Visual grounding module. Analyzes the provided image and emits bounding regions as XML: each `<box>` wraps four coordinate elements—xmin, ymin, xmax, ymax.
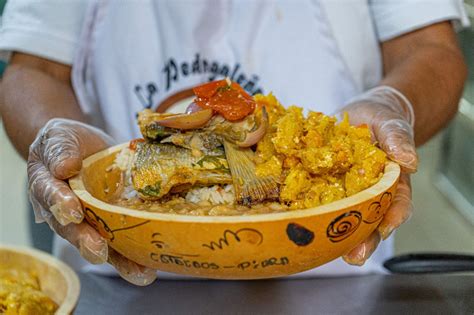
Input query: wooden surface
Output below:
<box><xmin>74</xmin><ymin>272</ymin><xmax>474</xmax><ymax>315</ymax></box>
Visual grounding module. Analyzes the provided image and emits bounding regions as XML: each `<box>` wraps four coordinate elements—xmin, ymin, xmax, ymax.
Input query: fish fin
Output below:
<box><xmin>223</xmin><ymin>141</ymin><xmax>279</xmax><ymax>206</ymax></box>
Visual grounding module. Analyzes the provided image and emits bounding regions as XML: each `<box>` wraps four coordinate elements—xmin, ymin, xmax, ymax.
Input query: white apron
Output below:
<box><xmin>59</xmin><ymin>0</ymin><xmax>393</xmax><ymax>278</ymax></box>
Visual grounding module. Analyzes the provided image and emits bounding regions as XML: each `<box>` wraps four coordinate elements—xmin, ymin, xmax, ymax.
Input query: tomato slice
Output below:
<box><xmin>193</xmin><ymin>79</ymin><xmax>256</xmax><ymax>121</ymax></box>
<box><xmin>193</xmin><ymin>80</ymin><xmax>226</xmax><ymax>99</ymax></box>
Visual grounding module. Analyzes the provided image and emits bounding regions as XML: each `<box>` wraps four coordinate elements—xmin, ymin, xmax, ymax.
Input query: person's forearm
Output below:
<box><xmin>0</xmin><ymin>53</ymin><xmax>86</xmax><ymax>159</ymax></box>
<box><xmin>380</xmin><ymin>22</ymin><xmax>467</xmax><ymax>145</ymax></box>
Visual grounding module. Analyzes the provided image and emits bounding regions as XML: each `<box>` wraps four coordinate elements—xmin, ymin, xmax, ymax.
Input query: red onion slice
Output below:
<box><xmin>185</xmin><ymin>102</ymin><xmax>203</xmax><ymax>114</ymax></box>
<box><xmin>156</xmin><ymin>109</ymin><xmax>213</xmax><ymax>130</ymax></box>
<box><xmin>236</xmin><ymin>106</ymin><xmax>268</xmax><ymax>147</ymax></box>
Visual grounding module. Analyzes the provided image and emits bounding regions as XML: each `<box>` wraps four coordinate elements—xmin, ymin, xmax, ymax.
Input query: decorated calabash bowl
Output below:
<box><xmin>0</xmin><ymin>245</ymin><xmax>80</xmax><ymax>314</ymax></box>
<box><xmin>69</xmin><ymin>143</ymin><xmax>400</xmax><ymax>279</ymax></box>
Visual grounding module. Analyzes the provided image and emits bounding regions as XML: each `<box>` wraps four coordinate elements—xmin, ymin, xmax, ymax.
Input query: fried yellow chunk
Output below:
<box><xmin>254</xmin><ymin>93</ymin><xmax>287</xmax><ymax>126</ymax></box>
<box><xmin>304</xmin><ymin>111</ymin><xmax>337</xmax><ymax>138</ymax></box>
<box><xmin>320</xmin><ymin>176</ymin><xmax>346</xmax><ymax>204</ymax></box>
<box><xmin>0</xmin><ymin>267</ymin><xmax>58</xmax><ymax>315</ymax></box>
<box><xmin>280</xmin><ymin>165</ymin><xmax>311</xmax><ymax>206</ymax></box>
<box><xmin>343</xmin><ymin>118</ymin><xmax>387</xmax><ymax>196</ymax></box>
<box><xmin>272</xmin><ymin>106</ymin><xmax>304</xmax><ymax>155</ymax></box>
<box><xmin>299</xmin><ymin>146</ymin><xmax>336</xmax><ymax>175</ymax></box>
<box><xmin>253</xmin><ymin>94</ymin><xmax>387</xmax><ymax>209</ymax></box>
<box><xmin>255</xmin><ymin>155</ymin><xmax>283</xmax><ymax>178</ymax></box>
<box><xmin>254</xmin><ymin>133</ymin><xmax>276</xmax><ymax>164</ymax></box>
<box><xmin>255</xmin><ymin>93</ymin><xmax>286</xmax><ymax>164</ymax></box>
<box><xmin>302</xmin><ymin>178</ymin><xmax>327</xmax><ymax>208</ymax></box>
<box><xmin>345</xmin><ymin>146</ymin><xmax>386</xmax><ymax>196</ymax></box>
<box><xmin>301</xmin><ymin>176</ymin><xmax>346</xmax><ymax>209</ymax></box>
<box><xmin>283</xmin><ymin>155</ymin><xmax>300</xmax><ymax>169</ymax></box>
<box><xmin>299</xmin><ymin>114</ymin><xmax>354</xmax><ymax>175</ymax></box>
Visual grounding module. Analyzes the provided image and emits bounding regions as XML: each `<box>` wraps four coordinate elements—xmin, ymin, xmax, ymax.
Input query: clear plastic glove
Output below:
<box><xmin>27</xmin><ymin>118</ymin><xmax>157</xmax><ymax>285</ymax></box>
<box><xmin>334</xmin><ymin>86</ymin><xmax>418</xmax><ymax>266</ymax></box>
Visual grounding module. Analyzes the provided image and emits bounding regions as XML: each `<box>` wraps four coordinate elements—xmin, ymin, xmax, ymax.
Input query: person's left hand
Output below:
<box><xmin>335</xmin><ymin>86</ymin><xmax>418</xmax><ymax>265</ymax></box>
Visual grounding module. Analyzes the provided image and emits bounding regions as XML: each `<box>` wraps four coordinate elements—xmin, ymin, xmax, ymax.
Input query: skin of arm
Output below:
<box><xmin>343</xmin><ymin>22</ymin><xmax>467</xmax><ymax>265</ymax></box>
<box><xmin>0</xmin><ymin>53</ymin><xmax>86</xmax><ymax>159</ymax></box>
<box><xmin>1</xmin><ymin>54</ymin><xmax>157</xmax><ymax>285</ymax></box>
<box><xmin>380</xmin><ymin>21</ymin><xmax>468</xmax><ymax>145</ymax></box>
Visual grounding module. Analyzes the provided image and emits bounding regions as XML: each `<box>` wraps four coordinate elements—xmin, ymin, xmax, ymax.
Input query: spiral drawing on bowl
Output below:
<box><xmin>326</xmin><ymin>211</ymin><xmax>362</xmax><ymax>243</ymax></box>
<box><xmin>363</xmin><ymin>192</ymin><xmax>392</xmax><ymax>224</ymax></box>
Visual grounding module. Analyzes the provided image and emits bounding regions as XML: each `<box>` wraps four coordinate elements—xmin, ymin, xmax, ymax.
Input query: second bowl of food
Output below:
<box><xmin>69</xmin><ymin>81</ymin><xmax>400</xmax><ymax>279</ymax></box>
<box><xmin>0</xmin><ymin>245</ymin><xmax>80</xmax><ymax>314</ymax></box>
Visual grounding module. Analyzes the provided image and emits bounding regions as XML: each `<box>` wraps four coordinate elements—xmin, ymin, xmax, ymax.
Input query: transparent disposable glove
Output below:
<box><xmin>27</xmin><ymin>118</ymin><xmax>157</xmax><ymax>285</ymax></box>
<box><xmin>335</xmin><ymin>86</ymin><xmax>418</xmax><ymax>266</ymax></box>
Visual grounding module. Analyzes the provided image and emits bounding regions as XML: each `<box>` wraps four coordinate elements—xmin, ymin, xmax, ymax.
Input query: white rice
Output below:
<box><xmin>111</xmin><ymin>146</ymin><xmax>235</xmax><ymax>205</ymax></box>
<box><xmin>112</xmin><ymin>146</ymin><xmax>135</xmax><ymax>172</ymax></box>
<box><xmin>110</xmin><ymin>147</ymin><xmax>138</xmax><ymax>199</ymax></box>
<box><xmin>185</xmin><ymin>184</ymin><xmax>235</xmax><ymax>205</ymax></box>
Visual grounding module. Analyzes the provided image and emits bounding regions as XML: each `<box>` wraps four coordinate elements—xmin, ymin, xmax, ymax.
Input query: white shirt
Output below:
<box><xmin>0</xmin><ymin>0</ymin><xmax>468</xmax><ymax>89</ymax></box>
<box><xmin>0</xmin><ymin>0</ymin><xmax>469</xmax><ymax>278</ymax></box>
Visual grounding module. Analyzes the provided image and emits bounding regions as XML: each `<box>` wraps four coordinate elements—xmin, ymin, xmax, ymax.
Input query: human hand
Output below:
<box><xmin>28</xmin><ymin>118</ymin><xmax>157</xmax><ymax>285</ymax></box>
<box><xmin>335</xmin><ymin>86</ymin><xmax>418</xmax><ymax>265</ymax></box>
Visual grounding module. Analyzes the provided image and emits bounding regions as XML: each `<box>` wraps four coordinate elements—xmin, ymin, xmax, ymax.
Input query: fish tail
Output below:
<box><xmin>223</xmin><ymin>141</ymin><xmax>279</xmax><ymax>206</ymax></box>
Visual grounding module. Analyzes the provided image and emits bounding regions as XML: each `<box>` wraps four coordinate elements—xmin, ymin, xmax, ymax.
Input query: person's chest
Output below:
<box><xmin>70</xmin><ymin>0</ymin><xmax>391</xmax><ymax>276</ymax></box>
<box><xmin>76</xmin><ymin>0</ymin><xmax>379</xmax><ymax>142</ymax></box>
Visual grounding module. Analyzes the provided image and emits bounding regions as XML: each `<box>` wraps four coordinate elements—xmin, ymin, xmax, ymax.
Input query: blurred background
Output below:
<box><xmin>0</xmin><ymin>0</ymin><xmax>473</xmax><ymax>256</ymax></box>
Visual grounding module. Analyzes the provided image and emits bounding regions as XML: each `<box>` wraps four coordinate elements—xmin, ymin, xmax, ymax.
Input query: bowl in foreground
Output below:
<box><xmin>70</xmin><ymin>143</ymin><xmax>400</xmax><ymax>279</ymax></box>
<box><xmin>0</xmin><ymin>245</ymin><xmax>80</xmax><ymax>314</ymax></box>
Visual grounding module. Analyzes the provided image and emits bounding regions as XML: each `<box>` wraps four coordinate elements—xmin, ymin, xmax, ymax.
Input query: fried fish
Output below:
<box><xmin>132</xmin><ymin>142</ymin><xmax>231</xmax><ymax>200</ymax></box>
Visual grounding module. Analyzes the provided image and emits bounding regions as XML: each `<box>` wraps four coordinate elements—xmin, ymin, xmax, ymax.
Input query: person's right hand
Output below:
<box><xmin>27</xmin><ymin>118</ymin><xmax>157</xmax><ymax>286</ymax></box>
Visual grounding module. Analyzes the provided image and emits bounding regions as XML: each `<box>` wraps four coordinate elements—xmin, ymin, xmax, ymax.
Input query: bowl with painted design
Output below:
<box><xmin>69</xmin><ymin>142</ymin><xmax>399</xmax><ymax>280</ymax></box>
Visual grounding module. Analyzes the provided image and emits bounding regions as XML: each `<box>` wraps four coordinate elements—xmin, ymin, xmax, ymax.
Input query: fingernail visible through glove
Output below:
<box><xmin>78</xmin><ymin>235</ymin><xmax>109</xmax><ymax>265</ymax></box>
<box><xmin>343</xmin><ymin>231</ymin><xmax>381</xmax><ymax>266</ymax></box>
